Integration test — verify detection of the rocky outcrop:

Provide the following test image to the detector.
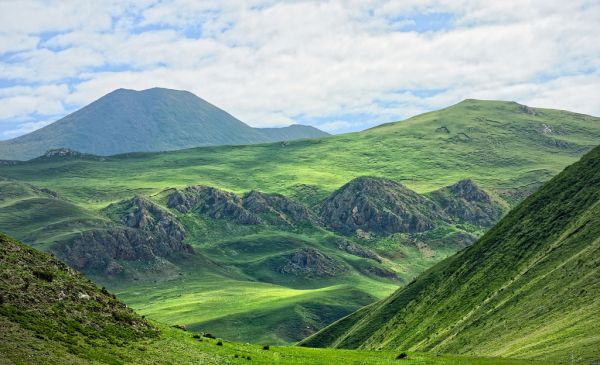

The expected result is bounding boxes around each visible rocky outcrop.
[243,190,317,227]
[167,185,260,224]
[318,177,448,236]
[275,248,347,278]
[328,236,382,263]
[57,196,193,275]
[167,185,315,227]
[429,179,503,227]
[358,264,398,279]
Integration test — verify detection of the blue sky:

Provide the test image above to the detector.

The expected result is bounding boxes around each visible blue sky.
[0,0,599,140]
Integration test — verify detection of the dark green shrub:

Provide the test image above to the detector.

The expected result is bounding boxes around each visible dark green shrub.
[33,270,54,282]
[263,345,270,350]
[216,340,223,346]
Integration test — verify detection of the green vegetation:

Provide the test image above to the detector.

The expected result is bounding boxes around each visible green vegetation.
[0,99,599,345]
[0,233,557,364]
[301,145,600,363]
[0,87,328,161]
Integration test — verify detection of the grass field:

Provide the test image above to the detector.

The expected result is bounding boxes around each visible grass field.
[1,319,561,365]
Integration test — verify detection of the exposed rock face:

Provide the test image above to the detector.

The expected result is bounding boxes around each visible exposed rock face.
[318,177,448,236]
[276,248,347,278]
[43,148,83,158]
[167,185,259,224]
[57,196,193,275]
[429,179,503,227]
[358,265,398,279]
[243,190,317,227]
[329,236,382,263]
[167,186,314,227]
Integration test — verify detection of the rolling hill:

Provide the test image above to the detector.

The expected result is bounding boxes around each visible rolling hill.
[300,145,600,363]
[0,87,328,161]
[0,99,599,345]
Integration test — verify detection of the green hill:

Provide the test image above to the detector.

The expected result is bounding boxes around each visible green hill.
[0,99,598,345]
[300,145,600,363]
[0,87,328,161]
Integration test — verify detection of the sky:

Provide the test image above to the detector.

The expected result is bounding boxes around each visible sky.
[0,0,599,139]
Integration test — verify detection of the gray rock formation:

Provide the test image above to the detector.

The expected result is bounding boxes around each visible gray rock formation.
[56,196,193,275]
[429,179,503,227]
[318,176,448,236]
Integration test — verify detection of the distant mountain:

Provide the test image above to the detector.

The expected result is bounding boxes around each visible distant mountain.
[0,87,329,160]
[300,145,600,363]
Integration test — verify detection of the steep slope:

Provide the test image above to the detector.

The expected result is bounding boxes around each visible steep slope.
[0,233,159,363]
[300,145,600,363]
[0,87,328,160]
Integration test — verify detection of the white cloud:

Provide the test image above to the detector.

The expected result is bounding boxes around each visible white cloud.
[0,84,69,120]
[317,120,356,133]
[2,120,53,138]
[0,0,599,138]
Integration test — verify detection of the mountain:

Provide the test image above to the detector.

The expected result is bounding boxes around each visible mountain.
[1,99,599,345]
[0,87,329,161]
[300,145,600,363]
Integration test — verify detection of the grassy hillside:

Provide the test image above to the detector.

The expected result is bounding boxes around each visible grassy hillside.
[0,99,598,345]
[0,88,328,161]
[0,232,558,364]
[300,145,600,363]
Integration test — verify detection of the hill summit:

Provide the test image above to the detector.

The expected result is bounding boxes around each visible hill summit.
[0,88,329,160]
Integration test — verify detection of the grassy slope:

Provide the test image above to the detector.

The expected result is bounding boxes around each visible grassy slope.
[0,232,557,365]
[0,100,598,346]
[301,146,600,363]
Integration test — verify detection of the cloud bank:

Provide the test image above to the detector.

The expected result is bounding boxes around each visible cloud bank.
[0,0,598,138]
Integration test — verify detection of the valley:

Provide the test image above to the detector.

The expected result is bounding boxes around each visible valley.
[0,232,560,364]
[2,2,599,363]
